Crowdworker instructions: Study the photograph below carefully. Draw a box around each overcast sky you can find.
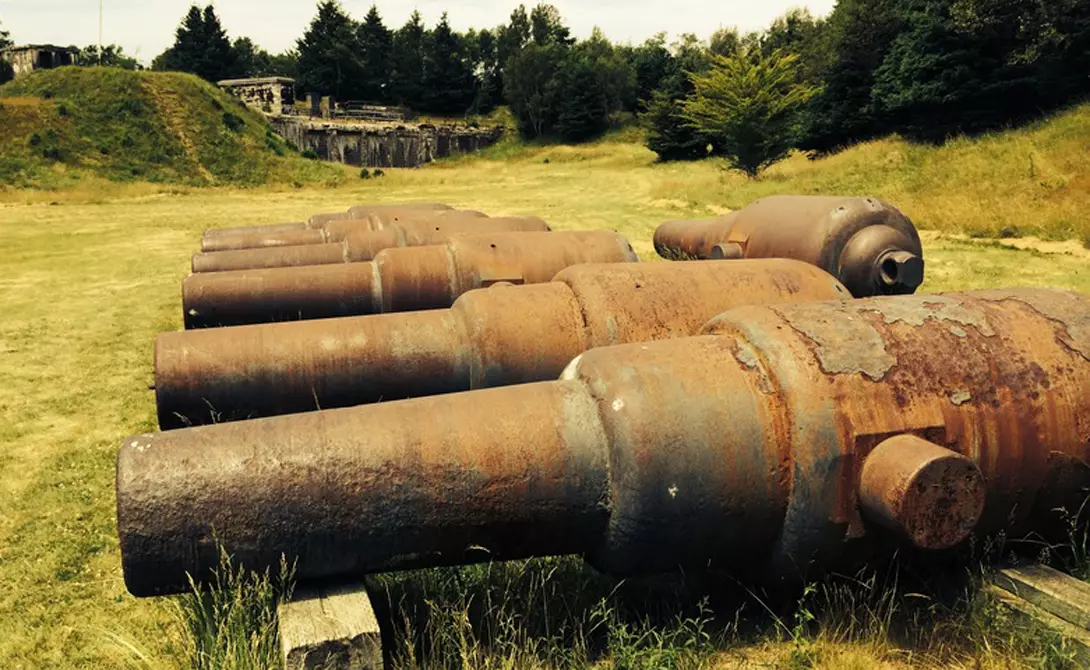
[1,1,837,65]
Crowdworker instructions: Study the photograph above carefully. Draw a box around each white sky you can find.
[0,1,837,65]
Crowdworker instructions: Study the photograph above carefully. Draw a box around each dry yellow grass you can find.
[2,111,1090,667]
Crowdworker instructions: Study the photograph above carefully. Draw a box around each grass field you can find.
[3,106,1090,668]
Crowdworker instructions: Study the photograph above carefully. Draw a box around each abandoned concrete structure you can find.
[269,117,505,168]
[217,77,296,116]
[1,45,79,77]
[215,76,504,168]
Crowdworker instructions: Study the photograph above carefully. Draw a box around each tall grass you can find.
[173,548,294,670]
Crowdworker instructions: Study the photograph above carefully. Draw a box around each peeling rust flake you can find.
[976,288,1090,362]
[773,295,998,381]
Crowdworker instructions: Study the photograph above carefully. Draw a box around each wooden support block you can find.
[995,564,1090,630]
[986,585,1090,665]
[278,583,383,670]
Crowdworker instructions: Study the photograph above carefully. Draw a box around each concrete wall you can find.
[2,47,77,77]
[270,118,505,168]
[221,82,294,116]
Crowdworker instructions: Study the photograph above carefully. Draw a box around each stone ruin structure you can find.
[217,76,504,168]
[1,45,79,77]
[217,77,296,116]
[268,117,505,169]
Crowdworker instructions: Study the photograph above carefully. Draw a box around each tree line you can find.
[4,1,1089,176]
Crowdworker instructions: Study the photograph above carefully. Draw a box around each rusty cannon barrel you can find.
[155,260,849,428]
[200,203,456,251]
[193,216,550,272]
[653,195,924,298]
[119,287,1090,596]
[202,209,491,253]
[182,230,638,329]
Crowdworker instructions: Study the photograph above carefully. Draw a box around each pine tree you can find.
[472,28,501,113]
[197,5,238,80]
[530,4,573,46]
[642,34,714,161]
[0,14,12,50]
[391,11,428,109]
[424,13,476,114]
[628,33,674,109]
[797,0,904,154]
[153,5,238,81]
[233,38,273,77]
[555,57,609,141]
[358,5,392,102]
[0,15,13,85]
[296,0,363,100]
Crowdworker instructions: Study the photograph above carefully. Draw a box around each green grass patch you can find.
[0,67,345,189]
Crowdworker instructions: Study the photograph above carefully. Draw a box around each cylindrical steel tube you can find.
[201,228,329,253]
[203,222,306,240]
[654,196,924,298]
[195,216,552,270]
[191,243,347,273]
[181,231,638,328]
[156,260,849,428]
[120,381,612,596]
[183,263,375,330]
[120,288,1090,595]
[200,204,455,247]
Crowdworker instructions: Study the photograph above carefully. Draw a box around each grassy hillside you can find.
[0,67,344,189]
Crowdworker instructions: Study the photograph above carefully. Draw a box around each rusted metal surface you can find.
[322,210,492,243]
[182,231,638,328]
[195,216,551,269]
[858,435,985,550]
[203,222,306,240]
[120,287,1090,595]
[156,260,847,428]
[182,264,376,330]
[653,196,925,298]
[201,228,328,253]
[192,243,347,273]
[199,204,455,250]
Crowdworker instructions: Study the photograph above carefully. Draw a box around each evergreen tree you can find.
[873,0,1090,141]
[797,0,904,154]
[269,50,300,80]
[154,6,204,73]
[642,34,714,161]
[708,28,741,58]
[555,57,610,141]
[571,28,634,117]
[424,13,476,114]
[391,11,428,109]
[627,33,674,110]
[0,15,13,85]
[233,38,272,77]
[758,9,828,85]
[198,5,237,79]
[153,5,238,81]
[504,43,565,137]
[80,44,141,70]
[296,0,363,100]
[530,4,573,46]
[358,6,392,102]
[471,28,501,113]
[494,6,532,101]
[0,14,12,50]
[682,51,815,177]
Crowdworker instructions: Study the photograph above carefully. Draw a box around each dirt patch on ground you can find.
[922,230,1090,259]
